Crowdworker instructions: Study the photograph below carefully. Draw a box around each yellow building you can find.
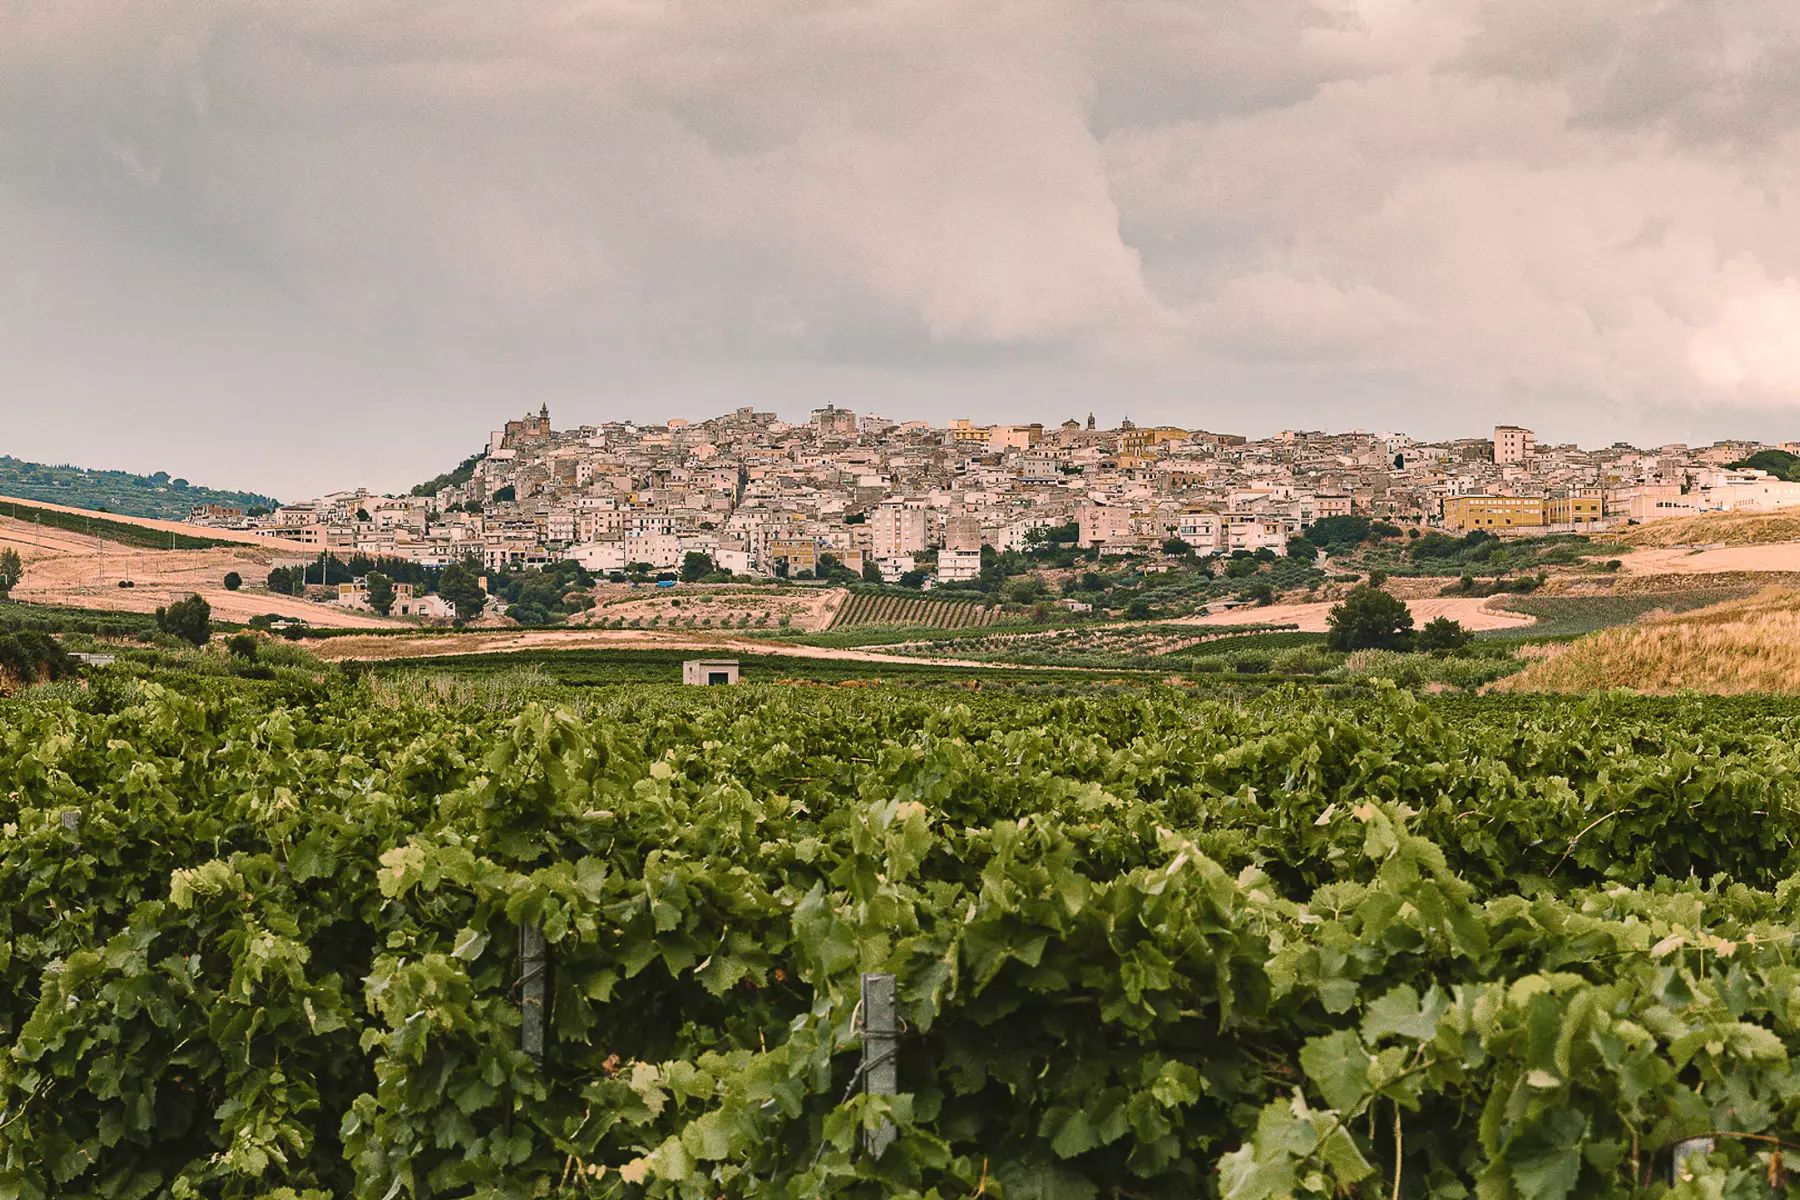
[766,538,821,575]
[1119,425,1189,455]
[1545,495,1603,526]
[1441,495,1547,532]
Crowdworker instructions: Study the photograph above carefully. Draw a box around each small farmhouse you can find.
[682,659,740,686]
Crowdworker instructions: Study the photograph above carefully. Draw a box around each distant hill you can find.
[0,456,278,520]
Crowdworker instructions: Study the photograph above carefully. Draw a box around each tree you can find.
[0,630,75,685]
[266,566,298,595]
[1161,536,1192,557]
[223,571,242,591]
[355,508,372,523]
[490,485,515,503]
[1027,521,1079,546]
[1286,537,1318,560]
[680,552,716,583]
[898,569,928,589]
[227,633,259,661]
[155,594,213,646]
[509,602,550,626]
[1325,586,1414,651]
[365,572,396,616]
[861,559,883,583]
[410,449,487,497]
[1307,515,1371,550]
[0,548,21,597]
[1728,449,1800,481]
[1004,576,1045,605]
[437,562,488,621]
[1416,616,1473,652]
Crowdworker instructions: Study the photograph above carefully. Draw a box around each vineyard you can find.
[1488,589,1757,639]
[882,622,1307,665]
[828,590,1000,630]
[7,680,1800,1197]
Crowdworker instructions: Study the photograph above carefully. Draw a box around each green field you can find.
[1487,588,1757,638]
[878,623,1317,668]
[365,646,1154,689]
[0,598,167,639]
[7,675,1800,1197]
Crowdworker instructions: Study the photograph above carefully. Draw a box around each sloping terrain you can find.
[0,494,310,550]
[0,515,399,629]
[1496,587,1800,692]
[0,458,277,520]
[1613,509,1800,548]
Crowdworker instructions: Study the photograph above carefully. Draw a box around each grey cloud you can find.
[1455,1,1800,145]
[3,0,1800,497]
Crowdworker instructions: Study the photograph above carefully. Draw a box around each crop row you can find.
[829,591,998,630]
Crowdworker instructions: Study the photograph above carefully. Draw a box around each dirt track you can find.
[1173,595,1535,634]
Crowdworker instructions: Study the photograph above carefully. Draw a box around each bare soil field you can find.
[1174,595,1536,633]
[1615,543,1800,577]
[572,585,846,633]
[0,516,402,630]
[0,494,312,550]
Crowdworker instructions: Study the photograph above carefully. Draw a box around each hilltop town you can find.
[189,406,1798,584]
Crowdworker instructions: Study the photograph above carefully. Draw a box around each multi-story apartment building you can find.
[1077,502,1134,548]
[871,500,928,561]
[1494,425,1536,465]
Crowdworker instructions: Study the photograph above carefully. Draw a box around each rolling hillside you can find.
[1497,586,1800,692]
[0,455,277,521]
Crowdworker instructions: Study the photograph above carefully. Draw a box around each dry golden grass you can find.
[1614,510,1800,548]
[1496,587,1800,693]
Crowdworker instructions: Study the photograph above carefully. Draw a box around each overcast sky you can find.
[4,1,1799,499]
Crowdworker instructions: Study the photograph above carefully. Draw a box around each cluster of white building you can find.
[194,407,1800,588]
